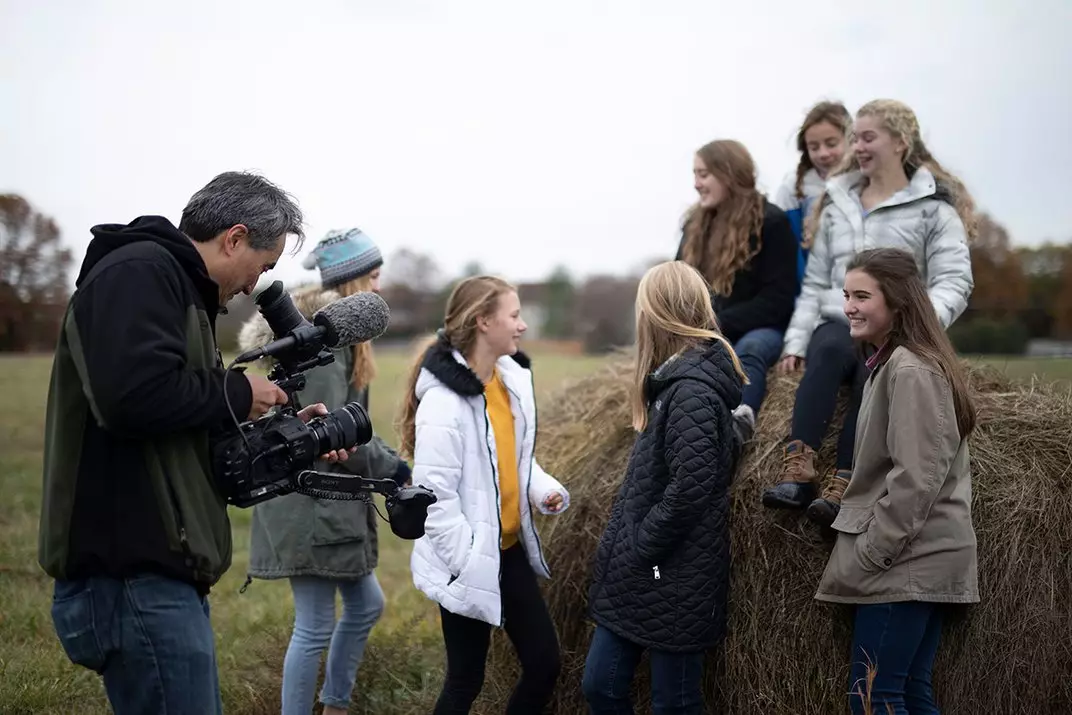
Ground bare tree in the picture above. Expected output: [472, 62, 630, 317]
[0, 194, 73, 351]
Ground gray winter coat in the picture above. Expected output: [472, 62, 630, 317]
[782, 167, 974, 358]
[239, 288, 405, 581]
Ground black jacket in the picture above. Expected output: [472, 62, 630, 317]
[38, 216, 253, 592]
[588, 339, 742, 652]
[675, 200, 798, 344]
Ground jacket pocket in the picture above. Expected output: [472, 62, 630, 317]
[831, 504, 875, 535]
[312, 498, 367, 547]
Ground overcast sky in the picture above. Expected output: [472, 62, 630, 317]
[3, 0, 1070, 291]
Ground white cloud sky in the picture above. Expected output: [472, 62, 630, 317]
[3, 0, 1070, 291]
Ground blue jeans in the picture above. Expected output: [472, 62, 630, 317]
[733, 327, 785, 414]
[282, 574, 385, 714]
[50, 573, 222, 715]
[850, 602, 945, 715]
[582, 625, 705, 715]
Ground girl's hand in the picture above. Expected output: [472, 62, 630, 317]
[543, 492, 565, 513]
[777, 355, 804, 374]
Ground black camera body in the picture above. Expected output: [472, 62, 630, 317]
[212, 281, 435, 540]
[214, 402, 373, 508]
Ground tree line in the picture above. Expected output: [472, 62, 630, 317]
[2, 194, 1070, 355]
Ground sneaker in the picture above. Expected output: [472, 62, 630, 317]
[732, 404, 756, 446]
[761, 439, 819, 509]
[806, 469, 852, 527]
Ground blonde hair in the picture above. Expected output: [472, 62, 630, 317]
[803, 99, 978, 248]
[679, 140, 765, 297]
[395, 275, 517, 459]
[631, 261, 747, 431]
[335, 275, 376, 392]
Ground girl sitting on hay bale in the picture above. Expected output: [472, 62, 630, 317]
[816, 247, 979, 715]
[583, 261, 746, 714]
[675, 139, 799, 454]
[397, 276, 570, 715]
[763, 98, 976, 527]
[771, 99, 853, 284]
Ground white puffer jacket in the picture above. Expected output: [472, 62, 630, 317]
[782, 167, 974, 358]
[409, 337, 569, 627]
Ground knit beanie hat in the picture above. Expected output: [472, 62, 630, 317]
[301, 228, 384, 289]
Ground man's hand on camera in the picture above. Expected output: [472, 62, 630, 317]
[246, 374, 288, 419]
[297, 403, 358, 463]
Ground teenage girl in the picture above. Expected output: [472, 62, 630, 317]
[399, 276, 569, 714]
[583, 260, 745, 715]
[815, 247, 979, 715]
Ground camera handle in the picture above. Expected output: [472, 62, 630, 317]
[267, 349, 337, 411]
[294, 469, 401, 501]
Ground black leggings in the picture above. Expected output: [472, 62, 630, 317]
[790, 321, 867, 471]
[434, 543, 561, 714]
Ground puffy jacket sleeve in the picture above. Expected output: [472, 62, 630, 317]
[782, 207, 834, 358]
[527, 460, 570, 515]
[412, 387, 472, 576]
[924, 203, 974, 328]
[635, 383, 731, 566]
[862, 365, 961, 570]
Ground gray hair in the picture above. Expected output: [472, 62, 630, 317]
[179, 171, 305, 252]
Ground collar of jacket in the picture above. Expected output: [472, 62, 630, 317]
[419, 333, 532, 397]
[826, 166, 954, 216]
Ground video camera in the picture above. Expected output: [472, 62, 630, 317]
[212, 281, 435, 540]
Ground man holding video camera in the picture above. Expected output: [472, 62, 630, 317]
[37, 171, 339, 714]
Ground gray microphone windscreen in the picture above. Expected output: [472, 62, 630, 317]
[312, 291, 391, 347]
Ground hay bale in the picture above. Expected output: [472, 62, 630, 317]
[482, 359, 1072, 714]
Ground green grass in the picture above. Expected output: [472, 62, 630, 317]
[0, 350, 1066, 714]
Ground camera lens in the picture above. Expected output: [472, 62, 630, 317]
[254, 280, 310, 337]
[308, 402, 374, 454]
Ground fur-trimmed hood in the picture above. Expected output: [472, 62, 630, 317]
[237, 285, 340, 364]
[415, 333, 532, 399]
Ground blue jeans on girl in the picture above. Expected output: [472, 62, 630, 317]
[733, 327, 785, 414]
[582, 625, 705, 715]
[850, 602, 944, 715]
[282, 574, 385, 714]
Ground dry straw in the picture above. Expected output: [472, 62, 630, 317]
[479, 356, 1072, 714]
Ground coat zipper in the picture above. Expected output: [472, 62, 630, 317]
[516, 374, 550, 576]
[653, 565, 661, 580]
[480, 395, 505, 627]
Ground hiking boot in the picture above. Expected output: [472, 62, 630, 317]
[761, 439, 818, 510]
[806, 469, 852, 527]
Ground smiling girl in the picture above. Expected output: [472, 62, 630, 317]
[773, 100, 853, 285]
[675, 139, 799, 448]
[762, 99, 975, 524]
[815, 247, 979, 715]
[399, 276, 569, 714]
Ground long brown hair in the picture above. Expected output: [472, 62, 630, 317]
[804, 99, 978, 248]
[395, 275, 516, 459]
[335, 275, 376, 391]
[794, 100, 852, 199]
[847, 247, 976, 438]
[631, 261, 747, 431]
[679, 140, 765, 296]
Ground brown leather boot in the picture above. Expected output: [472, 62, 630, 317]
[761, 439, 819, 509]
[806, 469, 852, 527]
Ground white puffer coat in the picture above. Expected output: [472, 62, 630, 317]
[409, 337, 569, 626]
[782, 167, 974, 358]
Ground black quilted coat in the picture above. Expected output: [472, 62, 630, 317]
[588, 339, 742, 653]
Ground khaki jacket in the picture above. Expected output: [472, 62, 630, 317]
[815, 346, 979, 605]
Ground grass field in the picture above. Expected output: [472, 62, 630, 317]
[0, 350, 1068, 714]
